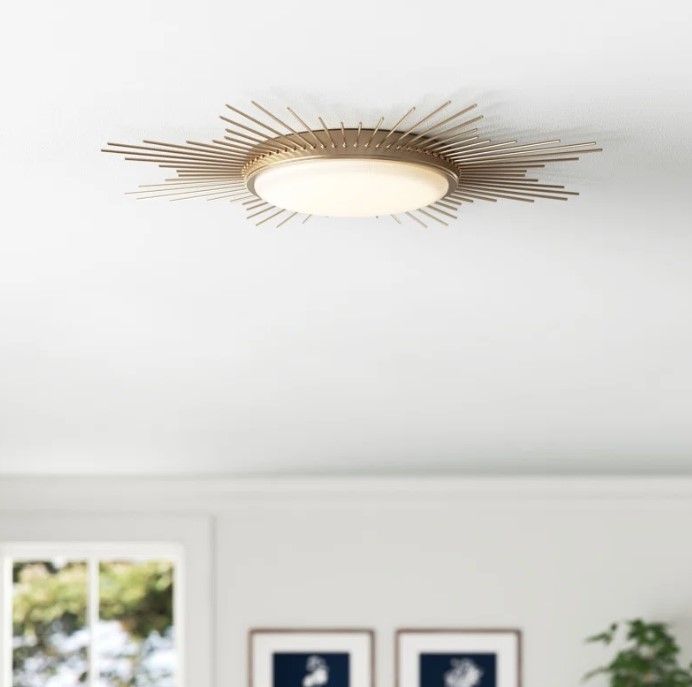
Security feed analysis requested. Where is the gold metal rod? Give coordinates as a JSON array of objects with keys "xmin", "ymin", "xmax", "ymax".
[
  {"xmin": 287, "ymin": 107, "xmax": 325, "ymax": 149},
  {"xmin": 452, "ymin": 195, "xmax": 480, "ymax": 203},
  {"xmin": 104, "ymin": 146, "xmax": 246, "ymax": 164},
  {"xmin": 229, "ymin": 194, "xmax": 256, "ymax": 204},
  {"xmin": 465, "ymin": 187, "xmax": 570, "ymax": 201},
  {"xmin": 116, "ymin": 152, "xmax": 245, "ymax": 164},
  {"xmin": 135, "ymin": 187, "xmax": 247, "ymax": 200},
  {"xmin": 340, "ymin": 121, "xmax": 347, "ymax": 148},
  {"xmin": 452, "ymin": 140, "xmax": 591, "ymax": 161},
  {"xmin": 168, "ymin": 188, "xmax": 246, "ymax": 202},
  {"xmin": 459, "ymin": 157, "xmax": 578, "ymax": 167},
  {"xmin": 212, "ymin": 138, "xmax": 256, "ymax": 154},
  {"xmin": 223, "ymin": 134, "xmax": 273, "ymax": 153},
  {"xmin": 125, "ymin": 159, "xmax": 242, "ymax": 170},
  {"xmin": 173, "ymin": 174, "xmax": 244, "ymax": 181},
  {"xmin": 436, "ymin": 135, "xmax": 500, "ymax": 152},
  {"xmin": 449, "ymin": 191, "xmax": 497, "ymax": 202},
  {"xmin": 454, "ymin": 147, "xmax": 600, "ymax": 163},
  {"xmin": 434, "ymin": 200, "xmax": 462, "ymax": 210},
  {"xmin": 220, "ymin": 115, "xmax": 292, "ymax": 151},
  {"xmin": 174, "ymin": 187, "xmax": 250, "ymax": 199},
  {"xmin": 317, "ymin": 117, "xmax": 338, "ymax": 148},
  {"xmin": 387, "ymin": 101, "xmax": 451, "ymax": 148},
  {"xmin": 247, "ymin": 205, "xmax": 277, "ymax": 219},
  {"xmin": 302, "ymin": 215, "xmax": 312, "ymax": 224},
  {"xmin": 276, "ymin": 211, "xmax": 298, "ymax": 228},
  {"xmin": 456, "ymin": 189, "xmax": 534, "ymax": 202},
  {"xmin": 153, "ymin": 165, "xmax": 243, "ymax": 172},
  {"xmin": 445, "ymin": 139, "xmax": 522, "ymax": 156},
  {"xmin": 452, "ymin": 148, "xmax": 568, "ymax": 162},
  {"xmin": 436, "ymin": 197, "xmax": 464, "ymax": 207},
  {"xmin": 206, "ymin": 191, "xmax": 248, "ymax": 202},
  {"xmin": 461, "ymin": 174, "xmax": 533, "ymax": 180},
  {"xmin": 405, "ymin": 211, "xmax": 427, "ymax": 228},
  {"xmin": 145, "ymin": 158, "xmax": 244, "ymax": 167},
  {"xmin": 199, "ymin": 139, "xmax": 254, "ymax": 158},
  {"xmin": 432, "ymin": 136, "xmax": 489, "ymax": 154},
  {"xmin": 111, "ymin": 149, "xmax": 247, "ymax": 165},
  {"xmin": 213, "ymin": 137, "xmax": 255, "ymax": 151},
  {"xmin": 376, "ymin": 107, "xmax": 416, "ymax": 148},
  {"xmin": 106, "ymin": 141, "xmax": 239, "ymax": 161},
  {"xmin": 141, "ymin": 140, "xmax": 248, "ymax": 161},
  {"xmin": 152, "ymin": 177, "xmax": 246, "ymax": 185},
  {"xmin": 462, "ymin": 177, "xmax": 531, "ymax": 183},
  {"xmin": 256, "ymin": 209, "xmax": 285, "ymax": 226},
  {"xmin": 421, "ymin": 114, "xmax": 484, "ymax": 145},
  {"xmin": 463, "ymin": 184, "xmax": 571, "ymax": 200},
  {"xmin": 129, "ymin": 184, "xmax": 240, "ymax": 198},
  {"xmin": 365, "ymin": 117, "xmax": 384, "ymax": 148},
  {"xmin": 171, "ymin": 172, "xmax": 244, "ymax": 178},
  {"xmin": 137, "ymin": 180, "xmax": 245, "ymax": 190},
  {"xmin": 405, "ymin": 103, "xmax": 477, "ymax": 147},
  {"xmin": 171, "ymin": 169, "xmax": 243, "ymax": 181},
  {"xmin": 221, "ymin": 119, "xmax": 293, "ymax": 154},
  {"xmin": 251, "ymin": 101, "xmax": 314, "ymax": 149},
  {"xmin": 417, "ymin": 208, "xmax": 448, "ymax": 226},
  {"xmin": 221, "ymin": 114, "xmax": 276, "ymax": 140},
  {"xmin": 225, "ymin": 104, "xmax": 287, "ymax": 140},
  {"xmin": 421, "ymin": 118, "xmax": 484, "ymax": 151},
  {"xmin": 454, "ymin": 139, "xmax": 562, "ymax": 157},
  {"xmin": 128, "ymin": 182, "xmax": 239, "ymax": 193},
  {"xmin": 390, "ymin": 214, "xmax": 402, "ymax": 224},
  {"xmin": 244, "ymin": 200, "xmax": 268, "ymax": 210},
  {"xmin": 442, "ymin": 142, "xmax": 518, "ymax": 159},
  {"xmin": 469, "ymin": 181, "xmax": 573, "ymax": 191},
  {"xmin": 465, "ymin": 181, "xmax": 574, "ymax": 193},
  {"xmin": 223, "ymin": 126, "xmax": 283, "ymax": 151},
  {"xmin": 427, "ymin": 132, "xmax": 483, "ymax": 153},
  {"xmin": 425, "ymin": 205, "xmax": 457, "ymax": 220},
  {"xmin": 458, "ymin": 163, "xmax": 544, "ymax": 170},
  {"xmin": 355, "ymin": 122, "xmax": 362, "ymax": 148},
  {"xmin": 126, "ymin": 161, "xmax": 243, "ymax": 172}
]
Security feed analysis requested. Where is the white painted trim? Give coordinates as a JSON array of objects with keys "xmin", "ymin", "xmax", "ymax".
[
  {"xmin": 0, "ymin": 476, "xmax": 691, "ymax": 512},
  {"xmin": 88, "ymin": 555, "xmax": 98, "ymax": 687},
  {"xmin": 1, "ymin": 556, "xmax": 10, "ymax": 687}
]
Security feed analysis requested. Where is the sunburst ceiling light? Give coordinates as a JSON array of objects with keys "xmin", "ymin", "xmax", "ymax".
[{"xmin": 102, "ymin": 99, "xmax": 601, "ymax": 228}]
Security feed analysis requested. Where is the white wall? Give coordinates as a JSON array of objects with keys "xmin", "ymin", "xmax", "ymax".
[{"xmin": 1, "ymin": 477, "xmax": 692, "ymax": 687}]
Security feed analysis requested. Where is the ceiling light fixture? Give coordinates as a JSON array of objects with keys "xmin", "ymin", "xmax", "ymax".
[{"xmin": 102, "ymin": 99, "xmax": 601, "ymax": 228}]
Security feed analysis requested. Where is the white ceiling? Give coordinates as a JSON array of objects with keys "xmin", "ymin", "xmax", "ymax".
[{"xmin": 1, "ymin": 0, "xmax": 691, "ymax": 475}]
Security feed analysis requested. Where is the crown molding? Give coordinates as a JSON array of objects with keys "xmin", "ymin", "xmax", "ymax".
[{"xmin": 0, "ymin": 475, "xmax": 691, "ymax": 513}]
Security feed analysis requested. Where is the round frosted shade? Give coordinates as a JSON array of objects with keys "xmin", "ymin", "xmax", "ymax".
[{"xmin": 252, "ymin": 158, "xmax": 450, "ymax": 218}]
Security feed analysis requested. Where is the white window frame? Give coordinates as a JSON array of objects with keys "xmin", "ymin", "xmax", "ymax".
[
  {"xmin": 0, "ymin": 514, "xmax": 212, "ymax": 687},
  {"xmin": 1, "ymin": 542, "xmax": 183, "ymax": 687}
]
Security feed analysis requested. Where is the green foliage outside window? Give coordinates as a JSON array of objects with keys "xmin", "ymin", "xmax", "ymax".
[{"xmin": 12, "ymin": 559, "xmax": 174, "ymax": 687}]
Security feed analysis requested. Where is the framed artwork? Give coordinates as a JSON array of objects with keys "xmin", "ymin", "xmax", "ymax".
[
  {"xmin": 249, "ymin": 628, "xmax": 375, "ymax": 687},
  {"xmin": 396, "ymin": 629, "xmax": 521, "ymax": 687}
]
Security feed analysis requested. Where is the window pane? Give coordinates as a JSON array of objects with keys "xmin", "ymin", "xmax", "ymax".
[
  {"xmin": 97, "ymin": 560, "xmax": 175, "ymax": 687},
  {"xmin": 12, "ymin": 560, "xmax": 89, "ymax": 687}
]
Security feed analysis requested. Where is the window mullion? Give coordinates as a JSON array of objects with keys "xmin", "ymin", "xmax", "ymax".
[
  {"xmin": 2, "ymin": 555, "xmax": 12, "ymax": 687},
  {"xmin": 88, "ymin": 556, "xmax": 99, "ymax": 687}
]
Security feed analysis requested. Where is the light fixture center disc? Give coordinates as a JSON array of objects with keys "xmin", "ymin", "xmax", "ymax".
[{"xmin": 250, "ymin": 158, "xmax": 451, "ymax": 218}]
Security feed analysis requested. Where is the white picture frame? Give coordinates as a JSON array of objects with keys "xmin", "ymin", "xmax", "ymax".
[
  {"xmin": 249, "ymin": 628, "xmax": 375, "ymax": 687},
  {"xmin": 396, "ymin": 629, "xmax": 521, "ymax": 687}
]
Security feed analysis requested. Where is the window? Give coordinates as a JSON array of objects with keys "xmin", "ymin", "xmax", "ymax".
[{"xmin": 2, "ymin": 544, "xmax": 181, "ymax": 687}]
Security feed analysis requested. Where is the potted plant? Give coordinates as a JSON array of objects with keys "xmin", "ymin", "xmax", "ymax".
[{"xmin": 584, "ymin": 619, "xmax": 692, "ymax": 687}]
